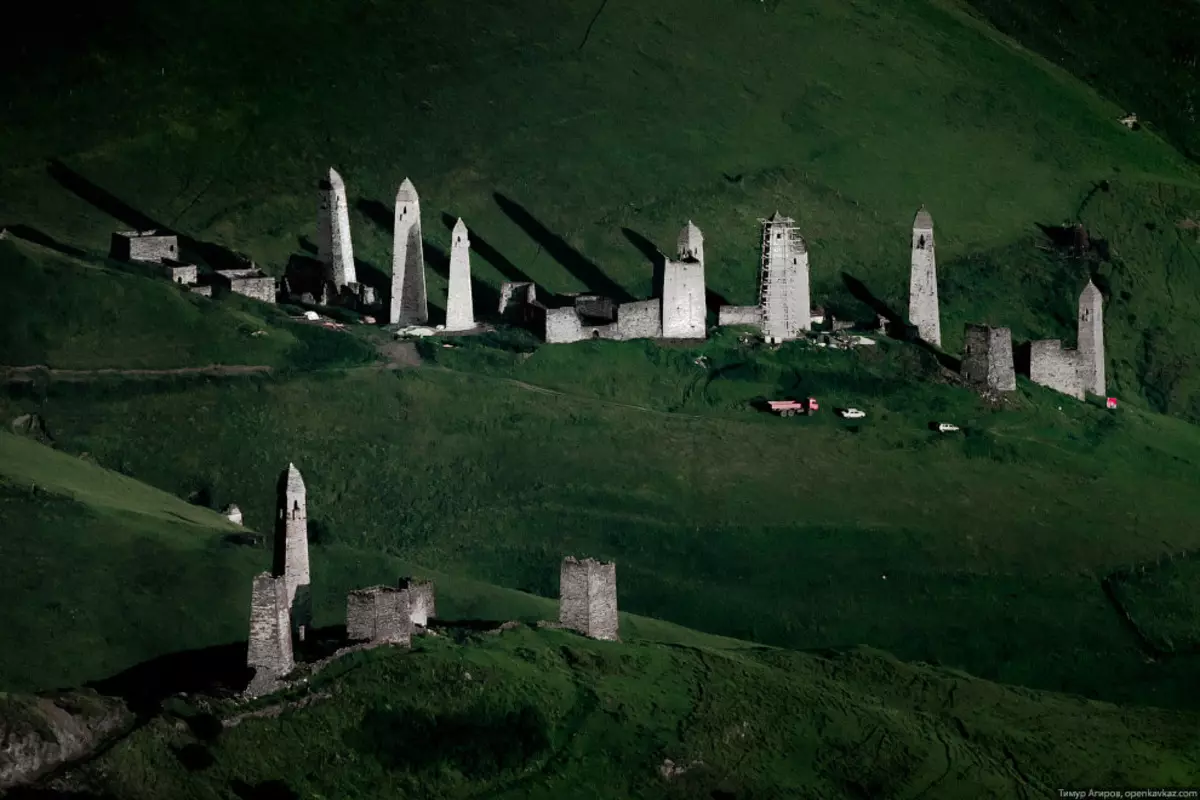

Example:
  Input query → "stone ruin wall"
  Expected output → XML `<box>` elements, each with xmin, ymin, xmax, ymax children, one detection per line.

<box><xmin>1030</xmin><ymin>339</ymin><xmax>1084</xmax><ymax>400</ymax></box>
<box><xmin>545</xmin><ymin>306</ymin><xmax>584</xmax><ymax>343</ymax></box>
<box><xmin>224</xmin><ymin>275</ymin><xmax>278</xmax><ymax>304</ymax></box>
<box><xmin>559</xmin><ymin>556</ymin><xmax>619</xmax><ymax>641</ymax></box>
<box><xmin>345</xmin><ymin>586</ymin><xmax>413</xmax><ymax>645</ymax></box>
<box><xmin>161</xmin><ymin>260</ymin><xmax>198</xmax><ymax>285</ymax></box>
<box><xmin>112</xmin><ymin>231</ymin><xmax>179</xmax><ymax>264</ymax></box>
<box><xmin>961</xmin><ymin>324</ymin><xmax>1016</xmax><ymax>392</ymax></box>
<box><xmin>617</xmin><ymin>299</ymin><xmax>661</xmax><ymax>340</ymax></box>
<box><xmin>247</xmin><ymin>573</ymin><xmax>294</xmax><ymax>697</ymax></box>
<box><xmin>718</xmin><ymin>305</ymin><xmax>762</xmax><ymax>327</ymax></box>
<box><xmin>661</xmin><ymin>259</ymin><xmax>706</xmax><ymax>339</ymax></box>
<box><xmin>498</xmin><ymin>282</ymin><xmax>538</xmax><ymax>316</ymax></box>
<box><xmin>400</xmin><ymin>578</ymin><xmax>436</xmax><ymax>627</ymax></box>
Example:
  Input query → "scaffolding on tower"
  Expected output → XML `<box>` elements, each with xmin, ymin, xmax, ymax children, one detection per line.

<box><xmin>758</xmin><ymin>213</ymin><xmax>803</xmax><ymax>340</ymax></box>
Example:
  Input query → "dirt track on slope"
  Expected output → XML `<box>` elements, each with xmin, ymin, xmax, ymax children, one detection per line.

<box><xmin>0</xmin><ymin>364</ymin><xmax>274</xmax><ymax>383</ymax></box>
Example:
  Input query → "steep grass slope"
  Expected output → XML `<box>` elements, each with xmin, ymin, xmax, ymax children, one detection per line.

<box><xmin>5</xmin><ymin>328</ymin><xmax>1200</xmax><ymax>708</ymax></box>
<box><xmin>61</xmin><ymin>628</ymin><xmax>1200</xmax><ymax>798</ymax></box>
<box><xmin>1</xmin><ymin>0</ymin><xmax>1199</xmax><ymax>411</ymax></box>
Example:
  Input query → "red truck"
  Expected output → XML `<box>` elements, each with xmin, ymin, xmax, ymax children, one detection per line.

<box><xmin>767</xmin><ymin>398</ymin><xmax>819</xmax><ymax>417</ymax></box>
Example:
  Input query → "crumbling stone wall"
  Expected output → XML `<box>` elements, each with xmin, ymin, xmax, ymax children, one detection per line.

<box><xmin>111</xmin><ymin>231</ymin><xmax>179</xmax><ymax>264</ymax></box>
<box><xmin>400</xmin><ymin>578</ymin><xmax>436</xmax><ymax>627</ymax></box>
<box><xmin>908</xmin><ymin>207</ymin><xmax>941</xmax><ymax>347</ymax></box>
<box><xmin>216</xmin><ymin>269</ymin><xmax>277</xmax><ymax>304</ymax></box>
<box><xmin>345</xmin><ymin>586</ymin><xmax>412</xmax><ymax>645</ymax></box>
<box><xmin>1077</xmin><ymin>279</ymin><xmax>1105</xmax><ymax>396</ymax></box>
<box><xmin>445</xmin><ymin>218</ymin><xmax>476</xmax><ymax>331</ymax></box>
<box><xmin>390</xmin><ymin>178</ymin><xmax>429</xmax><ymax>325</ymax></box>
<box><xmin>318</xmin><ymin>168</ymin><xmax>357</xmax><ymax>288</ymax></box>
<box><xmin>617</xmin><ymin>299</ymin><xmax>661</xmax><ymax>340</ymax></box>
<box><xmin>498</xmin><ymin>281</ymin><xmax>537</xmax><ymax>316</ymax></box>
<box><xmin>1030</xmin><ymin>340</ymin><xmax>1083</xmax><ymax>399</ymax></box>
<box><xmin>662</xmin><ymin>258</ymin><xmax>706</xmax><ymax>339</ymax></box>
<box><xmin>273</xmin><ymin>463</ymin><xmax>311</xmax><ymax>637</ymax></box>
<box><xmin>961</xmin><ymin>324</ymin><xmax>1016</xmax><ymax>392</ymax></box>
<box><xmin>559</xmin><ymin>556</ymin><xmax>619</xmax><ymax>641</ymax></box>
<box><xmin>718</xmin><ymin>305</ymin><xmax>762</xmax><ymax>327</ymax></box>
<box><xmin>247</xmin><ymin>573</ymin><xmax>294</xmax><ymax>697</ymax></box>
<box><xmin>161</xmin><ymin>260</ymin><xmax>197</xmax><ymax>285</ymax></box>
<box><xmin>575</xmin><ymin>294</ymin><xmax>616</xmax><ymax>322</ymax></box>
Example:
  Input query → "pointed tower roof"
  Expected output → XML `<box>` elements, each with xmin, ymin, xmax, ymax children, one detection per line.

<box><xmin>1080</xmin><ymin>278</ymin><xmax>1102</xmax><ymax>301</ymax></box>
<box><xmin>914</xmin><ymin>205</ymin><xmax>934</xmax><ymax>231</ymax></box>
<box><xmin>327</xmin><ymin>167</ymin><xmax>345</xmax><ymax>191</ymax></box>
<box><xmin>452</xmin><ymin>217</ymin><xmax>469</xmax><ymax>242</ymax></box>
<box><xmin>279</xmin><ymin>462</ymin><xmax>305</xmax><ymax>494</ymax></box>
<box><xmin>396</xmin><ymin>177</ymin><xmax>418</xmax><ymax>202</ymax></box>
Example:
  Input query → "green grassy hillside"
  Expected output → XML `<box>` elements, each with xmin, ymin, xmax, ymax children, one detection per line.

<box><xmin>59</xmin><ymin>629</ymin><xmax>1200</xmax><ymax>798</ymax></box>
<box><xmin>5</xmin><ymin>330</ymin><xmax>1200</xmax><ymax>709</ymax></box>
<box><xmin>2</xmin><ymin>0</ymin><xmax>1199</xmax><ymax>413</ymax></box>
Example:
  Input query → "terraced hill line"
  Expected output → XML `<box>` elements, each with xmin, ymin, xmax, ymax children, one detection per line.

<box><xmin>0</xmin><ymin>364</ymin><xmax>274</xmax><ymax>382</ymax></box>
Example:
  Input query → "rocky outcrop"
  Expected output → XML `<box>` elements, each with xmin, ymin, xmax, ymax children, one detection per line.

<box><xmin>0</xmin><ymin>690</ymin><xmax>133</xmax><ymax>790</ymax></box>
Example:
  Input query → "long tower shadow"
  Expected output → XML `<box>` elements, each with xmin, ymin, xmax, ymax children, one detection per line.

<box><xmin>45</xmin><ymin>160</ymin><xmax>250</xmax><ymax>273</ymax></box>
<box><xmin>422</xmin><ymin>240</ymin><xmax>499</xmax><ymax>321</ymax></box>
<box><xmin>841</xmin><ymin>271</ymin><xmax>961</xmax><ymax>371</ymax></box>
<box><xmin>437</xmin><ymin>212</ymin><xmax>535</xmax><ymax>285</ymax></box>
<box><xmin>0</xmin><ymin>224</ymin><xmax>89</xmax><ymax>258</ymax></box>
<box><xmin>494</xmin><ymin>192</ymin><xmax>632</xmax><ymax>303</ymax></box>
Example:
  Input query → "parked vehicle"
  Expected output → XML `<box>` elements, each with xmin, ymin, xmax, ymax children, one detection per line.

<box><xmin>766</xmin><ymin>398</ymin><xmax>819</xmax><ymax>417</ymax></box>
<box><xmin>839</xmin><ymin>408</ymin><xmax>866</xmax><ymax>419</ymax></box>
<box><xmin>937</xmin><ymin>423</ymin><xmax>960</xmax><ymax>433</ymax></box>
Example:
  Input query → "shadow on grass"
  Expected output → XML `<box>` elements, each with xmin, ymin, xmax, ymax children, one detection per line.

<box><xmin>621</xmin><ymin>227</ymin><xmax>663</xmax><ymax>298</ymax></box>
<box><xmin>841</xmin><ymin>272</ymin><xmax>960</xmax><ymax>372</ymax></box>
<box><xmin>86</xmin><ymin>641</ymin><xmax>250</xmax><ymax>717</ymax></box>
<box><xmin>495</xmin><ymin>192</ymin><xmax>632</xmax><ymax>303</ymax></box>
<box><xmin>438</xmin><ymin>212</ymin><xmax>535</xmax><ymax>285</ymax></box>
<box><xmin>1</xmin><ymin>224</ymin><xmax>89</xmax><ymax>258</ymax></box>
<box><xmin>46</xmin><ymin>159</ymin><xmax>247</xmax><ymax>273</ymax></box>
<box><xmin>422</xmin><ymin>239</ymin><xmax>499</xmax><ymax>320</ymax></box>
<box><xmin>230</xmin><ymin>779</ymin><xmax>300</xmax><ymax>800</ymax></box>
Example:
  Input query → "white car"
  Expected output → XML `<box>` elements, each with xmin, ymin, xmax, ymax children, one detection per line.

<box><xmin>937</xmin><ymin>423</ymin><xmax>960</xmax><ymax>433</ymax></box>
<box><xmin>840</xmin><ymin>408</ymin><xmax>866</xmax><ymax>419</ymax></box>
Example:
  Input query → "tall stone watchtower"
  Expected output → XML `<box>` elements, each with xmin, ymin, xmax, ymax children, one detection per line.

<box><xmin>318</xmin><ymin>167</ymin><xmax>357</xmax><ymax>289</ymax></box>
<box><xmin>389</xmin><ymin>178</ymin><xmax>429</xmax><ymax>325</ymax></box>
<box><xmin>662</xmin><ymin>220</ymin><xmax>707</xmax><ymax>339</ymax></box>
<box><xmin>908</xmin><ymin>206</ymin><xmax>941</xmax><ymax>347</ymax></box>
<box><xmin>758</xmin><ymin>212</ymin><xmax>811</xmax><ymax>343</ymax></box>
<box><xmin>273</xmin><ymin>463</ymin><xmax>312</xmax><ymax>640</ymax></box>
<box><xmin>246</xmin><ymin>572</ymin><xmax>294</xmax><ymax>697</ymax></box>
<box><xmin>960</xmin><ymin>324</ymin><xmax>1016</xmax><ymax>393</ymax></box>
<box><xmin>559</xmin><ymin>556</ymin><xmax>619</xmax><ymax>641</ymax></box>
<box><xmin>444</xmin><ymin>218</ymin><xmax>476</xmax><ymax>332</ymax></box>
<box><xmin>1077</xmin><ymin>278</ymin><xmax>1105</xmax><ymax>396</ymax></box>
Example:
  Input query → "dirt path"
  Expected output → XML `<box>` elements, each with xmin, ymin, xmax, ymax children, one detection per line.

<box><xmin>1</xmin><ymin>364</ymin><xmax>273</xmax><ymax>383</ymax></box>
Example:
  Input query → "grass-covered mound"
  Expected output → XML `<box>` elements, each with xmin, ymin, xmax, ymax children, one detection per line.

<box><xmin>0</xmin><ymin>236</ymin><xmax>375</xmax><ymax>371</ymax></box>
<box><xmin>61</xmin><ymin>627</ymin><xmax>1200</xmax><ymax>798</ymax></box>
<box><xmin>5</xmin><ymin>331</ymin><xmax>1200</xmax><ymax>708</ymax></box>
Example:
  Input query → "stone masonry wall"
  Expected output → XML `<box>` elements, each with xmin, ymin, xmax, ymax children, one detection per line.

<box><xmin>559</xmin><ymin>557</ymin><xmax>619</xmax><ymax>641</ymax></box>
<box><xmin>318</xmin><ymin>168</ymin><xmax>357</xmax><ymax>288</ymax></box>
<box><xmin>961</xmin><ymin>324</ymin><xmax>1016</xmax><ymax>392</ymax></box>
<box><xmin>161</xmin><ymin>261</ymin><xmax>198</xmax><ymax>285</ymax></box>
<box><xmin>246</xmin><ymin>573</ymin><xmax>294</xmax><ymax>697</ymax></box>
<box><xmin>221</xmin><ymin>275</ymin><xmax>277</xmax><ymax>304</ymax></box>
<box><xmin>617</xmin><ymin>299</ymin><xmax>661</xmax><ymax>340</ymax></box>
<box><xmin>1077</xmin><ymin>280</ymin><xmax>1105</xmax><ymax>396</ymax></box>
<box><xmin>662</xmin><ymin>258</ymin><xmax>706</xmax><ymax>339</ymax></box>
<box><xmin>546</xmin><ymin>306</ymin><xmax>584</xmax><ymax>343</ymax></box>
<box><xmin>909</xmin><ymin>209</ymin><xmax>941</xmax><ymax>347</ymax></box>
<box><xmin>390</xmin><ymin>178</ymin><xmax>428</xmax><ymax>325</ymax></box>
<box><xmin>445</xmin><ymin>219</ymin><xmax>475</xmax><ymax>331</ymax></box>
<box><xmin>719</xmin><ymin>305</ymin><xmax>762</xmax><ymax>327</ymax></box>
<box><xmin>273</xmin><ymin>464</ymin><xmax>311</xmax><ymax>636</ymax></box>
<box><xmin>1030</xmin><ymin>339</ymin><xmax>1083</xmax><ymax>400</ymax></box>
<box><xmin>345</xmin><ymin>587</ymin><xmax>412</xmax><ymax>645</ymax></box>
<box><xmin>112</xmin><ymin>231</ymin><xmax>179</xmax><ymax>264</ymax></box>
<box><xmin>399</xmin><ymin>578</ymin><xmax>436</xmax><ymax>627</ymax></box>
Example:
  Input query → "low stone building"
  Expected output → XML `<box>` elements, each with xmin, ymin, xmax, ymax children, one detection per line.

<box><xmin>111</xmin><ymin>230</ymin><xmax>179</xmax><ymax>263</ymax></box>
<box><xmin>346</xmin><ymin>586</ymin><xmax>413</xmax><ymax>645</ymax></box>
<box><xmin>215</xmin><ymin>268</ymin><xmax>278</xmax><ymax>304</ymax></box>
<box><xmin>1030</xmin><ymin>339</ymin><xmax>1083</xmax><ymax>400</ymax></box>
<box><xmin>559</xmin><ymin>556</ymin><xmax>619</xmax><ymax>641</ymax></box>
<box><xmin>161</xmin><ymin>259</ymin><xmax>198</xmax><ymax>285</ymax></box>
<box><xmin>246</xmin><ymin>573</ymin><xmax>294</xmax><ymax>697</ymax></box>
<box><xmin>960</xmin><ymin>324</ymin><xmax>1016</xmax><ymax>393</ymax></box>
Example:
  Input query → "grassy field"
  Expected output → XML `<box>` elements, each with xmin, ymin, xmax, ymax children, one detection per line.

<box><xmin>5</xmin><ymin>328</ymin><xmax>1200</xmax><ymax>710</ymax></box>
<box><xmin>56</xmin><ymin>628</ymin><xmax>1200</xmax><ymax>798</ymax></box>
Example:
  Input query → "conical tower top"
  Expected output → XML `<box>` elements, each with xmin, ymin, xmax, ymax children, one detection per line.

<box><xmin>914</xmin><ymin>205</ymin><xmax>933</xmax><ymax>231</ymax></box>
<box><xmin>1080</xmin><ymin>277</ymin><xmax>1102</xmax><ymax>301</ymax></box>
<box><xmin>396</xmin><ymin>177</ymin><xmax>418</xmax><ymax>202</ymax></box>
<box><xmin>452</xmin><ymin>217</ymin><xmax>469</xmax><ymax>242</ymax></box>
<box><xmin>327</xmin><ymin>167</ymin><xmax>345</xmax><ymax>190</ymax></box>
<box><xmin>280</xmin><ymin>462</ymin><xmax>305</xmax><ymax>494</ymax></box>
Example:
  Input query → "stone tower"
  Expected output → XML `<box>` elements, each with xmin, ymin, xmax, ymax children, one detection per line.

<box><xmin>677</xmin><ymin>220</ymin><xmax>704</xmax><ymax>265</ymax></box>
<box><xmin>318</xmin><ymin>168</ymin><xmax>357</xmax><ymax>288</ymax></box>
<box><xmin>444</xmin><ymin>218</ymin><xmax>475</xmax><ymax>331</ymax></box>
<box><xmin>662</xmin><ymin>221</ymin><xmax>707</xmax><ymax>339</ymax></box>
<box><xmin>246</xmin><ymin>572</ymin><xmax>294</xmax><ymax>697</ymax></box>
<box><xmin>273</xmin><ymin>463</ymin><xmax>311</xmax><ymax>639</ymax></box>
<box><xmin>559</xmin><ymin>556</ymin><xmax>619</xmax><ymax>641</ymax></box>
<box><xmin>758</xmin><ymin>212</ymin><xmax>811</xmax><ymax>343</ymax></box>
<box><xmin>389</xmin><ymin>178</ymin><xmax>428</xmax><ymax>325</ymax></box>
<box><xmin>908</xmin><ymin>206</ymin><xmax>941</xmax><ymax>347</ymax></box>
<box><xmin>1077</xmin><ymin>279</ymin><xmax>1105</xmax><ymax>396</ymax></box>
<box><xmin>960</xmin><ymin>324</ymin><xmax>1016</xmax><ymax>393</ymax></box>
